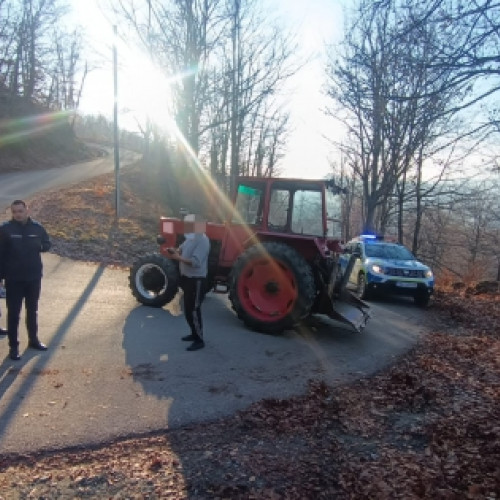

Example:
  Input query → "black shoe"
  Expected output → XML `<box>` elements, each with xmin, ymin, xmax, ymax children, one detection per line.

<box><xmin>181</xmin><ymin>334</ymin><xmax>197</xmax><ymax>342</ymax></box>
<box><xmin>186</xmin><ymin>340</ymin><xmax>205</xmax><ymax>351</ymax></box>
<box><xmin>28</xmin><ymin>341</ymin><xmax>47</xmax><ymax>351</ymax></box>
<box><xmin>9</xmin><ymin>348</ymin><xmax>20</xmax><ymax>361</ymax></box>
<box><xmin>0</xmin><ymin>328</ymin><xmax>7</xmax><ymax>335</ymax></box>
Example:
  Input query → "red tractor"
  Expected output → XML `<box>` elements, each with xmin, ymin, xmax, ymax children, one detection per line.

<box><xmin>129</xmin><ymin>176</ymin><xmax>369</xmax><ymax>333</ymax></box>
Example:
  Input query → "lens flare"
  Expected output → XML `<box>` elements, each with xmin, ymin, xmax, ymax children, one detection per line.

<box><xmin>0</xmin><ymin>110</ymin><xmax>74</xmax><ymax>147</ymax></box>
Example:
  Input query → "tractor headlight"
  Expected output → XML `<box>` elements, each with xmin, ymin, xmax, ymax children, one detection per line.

<box><xmin>371</xmin><ymin>264</ymin><xmax>385</xmax><ymax>274</ymax></box>
<box><xmin>425</xmin><ymin>269</ymin><xmax>433</xmax><ymax>279</ymax></box>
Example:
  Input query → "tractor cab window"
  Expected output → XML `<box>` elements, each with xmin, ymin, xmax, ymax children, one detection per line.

<box><xmin>233</xmin><ymin>184</ymin><xmax>263</xmax><ymax>225</ymax></box>
<box><xmin>291</xmin><ymin>190</ymin><xmax>323</xmax><ymax>236</ymax></box>
<box><xmin>268</xmin><ymin>189</ymin><xmax>290</xmax><ymax>231</ymax></box>
<box><xmin>326</xmin><ymin>190</ymin><xmax>343</xmax><ymax>239</ymax></box>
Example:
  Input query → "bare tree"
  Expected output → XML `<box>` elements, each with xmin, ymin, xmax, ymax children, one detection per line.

<box><xmin>0</xmin><ymin>0</ymin><xmax>88</xmax><ymax>113</ymax></box>
<box><xmin>112</xmin><ymin>0</ymin><xmax>298</xmax><ymax>197</ymax></box>
<box><xmin>326</xmin><ymin>1</ymin><xmax>404</xmax><ymax>232</ymax></box>
<box><xmin>46</xmin><ymin>28</ymin><xmax>85</xmax><ymax>111</ymax></box>
<box><xmin>224</xmin><ymin>0</ymin><xmax>298</xmax><ymax>194</ymax></box>
<box><xmin>402</xmin><ymin>0</ymin><xmax>500</xmax><ymax>119</ymax></box>
<box><xmin>325</xmin><ymin>0</ymin><xmax>490</xmax><ymax>243</ymax></box>
<box><xmin>113</xmin><ymin>0</ymin><xmax>224</xmax><ymax>154</ymax></box>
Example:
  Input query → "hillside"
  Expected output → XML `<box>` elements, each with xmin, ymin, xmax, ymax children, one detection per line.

<box><xmin>0</xmin><ymin>92</ymin><xmax>103</xmax><ymax>173</ymax></box>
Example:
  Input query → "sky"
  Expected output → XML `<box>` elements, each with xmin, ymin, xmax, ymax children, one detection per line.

<box><xmin>69</xmin><ymin>0</ymin><xmax>345</xmax><ymax>179</ymax></box>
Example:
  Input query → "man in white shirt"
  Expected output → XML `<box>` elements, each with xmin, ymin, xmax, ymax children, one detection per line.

<box><xmin>167</xmin><ymin>214</ymin><xmax>210</xmax><ymax>351</ymax></box>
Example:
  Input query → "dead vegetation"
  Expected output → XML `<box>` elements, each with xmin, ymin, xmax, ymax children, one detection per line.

<box><xmin>27</xmin><ymin>164</ymin><xmax>168</xmax><ymax>267</ymax></box>
<box><xmin>0</xmin><ymin>288</ymin><xmax>497</xmax><ymax>499</ymax></box>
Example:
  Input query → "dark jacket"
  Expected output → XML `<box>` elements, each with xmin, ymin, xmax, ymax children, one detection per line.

<box><xmin>0</xmin><ymin>218</ymin><xmax>51</xmax><ymax>281</ymax></box>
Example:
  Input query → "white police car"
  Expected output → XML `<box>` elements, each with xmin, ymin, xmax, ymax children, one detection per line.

<box><xmin>339</xmin><ymin>235</ymin><xmax>434</xmax><ymax>306</ymax></box>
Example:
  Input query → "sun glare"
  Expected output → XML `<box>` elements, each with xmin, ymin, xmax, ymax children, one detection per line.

<box><xmin>116</xmin><ymin>44</ymin><xmax>197</xmax><ymax>139</ymax></box>
<box><xmin>0</xmin><ymin>110</ymin><xmax>73</xmax><ymax>147</ymax></box>
<box><xmin>119</xmin><ymin>49</ymin><xmax>172</xmax><ymax>130</ymax></box>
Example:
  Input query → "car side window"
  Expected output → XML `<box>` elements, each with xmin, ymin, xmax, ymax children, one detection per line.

<box><xmin>354</xmin><ymin>243</ymin><xmax>362</xmax><ymax>257</ymax></box>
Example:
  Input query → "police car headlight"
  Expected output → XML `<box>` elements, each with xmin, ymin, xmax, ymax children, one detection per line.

<box><xmin>371</xmin><ymin>264</ymin><xmax>385</xmax><ymax>274</ymax></box>
<box><xmin>425</xmin><ymin>269</ymin><xmax>433</xmax><ymax>279</ymax></box>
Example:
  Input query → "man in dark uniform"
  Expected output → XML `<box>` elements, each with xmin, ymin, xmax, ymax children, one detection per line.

<box><xmin>0</xmin><ymin>200</ymin><xmax>51</xmax><ymax>360</ymax></box>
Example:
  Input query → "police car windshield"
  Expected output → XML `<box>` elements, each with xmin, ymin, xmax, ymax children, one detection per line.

<box><xmin>364</xmin><ymin>243</ymin><xmax>415</xmax><ymax>260</ymax></box>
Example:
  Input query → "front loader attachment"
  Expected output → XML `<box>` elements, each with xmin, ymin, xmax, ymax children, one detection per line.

<box><xmin>327</xmin><ymin>290</ymin><xmax>370</xmax><ymax>332</ymax></box>
<box><xmin>317</xmin><ymin>252</ymin><xmax>370</xmax><ymax>332</ymax></box>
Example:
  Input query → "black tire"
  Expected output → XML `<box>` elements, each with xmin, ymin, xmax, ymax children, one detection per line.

<box><xmin>129</xmin><ymin>253</ymin><xmax>180</xmax><ymax>307</ymax></box>
<box><xmin>356</xmin><ymin>272</ymin><xmax>371</xmax><ymax>300</ymax></box>
<box><xmin>229</xmin><ymin>242</ymin><xmax>316</xmax><ymax>334</ymax></box>
<box><xmin>414</xmin><ymin>292</ymin><xmax>430</xmax><ymax>307</ymax></box>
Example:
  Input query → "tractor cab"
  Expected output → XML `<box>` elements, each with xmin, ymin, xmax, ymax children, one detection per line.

<box><xmin>232</xmin><ymin>177</ymin><xmax>343</xmax><ymax>240</ymax></box>
<box><xmin>217</xmin><ymin>177</ymin><xmax>345</xmax><ymax>268</ymax></box>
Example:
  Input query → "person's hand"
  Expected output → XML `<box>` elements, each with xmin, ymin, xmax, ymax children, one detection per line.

<box><xmin>167</xmin><ymin>248</ymin><xmax>180</xmax><ymax>261</ymax></box>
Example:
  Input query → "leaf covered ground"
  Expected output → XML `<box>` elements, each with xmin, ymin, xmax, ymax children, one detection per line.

<box><xmin>0</xmin><ymin>169</ymin><xmax>498</xmax><ymax>499</ymax></box>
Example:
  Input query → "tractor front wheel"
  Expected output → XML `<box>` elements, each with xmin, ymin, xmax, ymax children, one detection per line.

<box><xmin>229</xmin><ymin>242</ymin><xmax>315</xmax><ymax>334</ymax></box>
<box><xmin>129</xmin><ymin>253</ymin><xmax>180</xmax><ymax>307</ymax></box>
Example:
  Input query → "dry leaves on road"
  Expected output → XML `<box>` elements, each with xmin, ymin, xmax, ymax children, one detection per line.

<box><xmin>0</xmin><ymin>291</ymin><xmax>497</xmax><ymax>499</ymax></box>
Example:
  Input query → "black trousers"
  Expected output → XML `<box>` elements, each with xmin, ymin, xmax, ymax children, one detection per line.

<box><xmin>179</xmin><ymin>276</ymin><xmax>206</xmax><ymax>341</ymax></box>
<box><xmin>5</xmin><ymin>279</ymin><xmax>41</xmax><ymax>348</ymax></box>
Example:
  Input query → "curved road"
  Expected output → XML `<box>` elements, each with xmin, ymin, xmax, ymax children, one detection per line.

<box><xmin>0</xmin><ymin>147</ymin><xmax>139</xmax><ymax>214</ymax></box>
<box><xmin>0</xmin><ymin>157</ymin><xmax>431</xmax><ymax>455</ymax></box>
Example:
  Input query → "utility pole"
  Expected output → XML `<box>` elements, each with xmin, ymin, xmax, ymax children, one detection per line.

<box><xmin>229</xmin><ymin>0</ymin><xmax>240</xmax><ymax>199</ymax></box>
<box><xmin>113</xmin><ymin>25</ymin><xmax>121</xmax><ymax>220</ymax></box>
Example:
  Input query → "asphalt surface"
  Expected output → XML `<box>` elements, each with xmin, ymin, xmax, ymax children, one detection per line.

<box><xmin>0</xmin><ymin>252</ymin><xmax>430</xmax><ymax>455</ymax></box>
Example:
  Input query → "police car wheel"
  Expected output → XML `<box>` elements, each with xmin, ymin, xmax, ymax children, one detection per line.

<box><xmin>414</xmin><ymin>292</ymin><xmax>430</xmax><ymax>307</ymax></box>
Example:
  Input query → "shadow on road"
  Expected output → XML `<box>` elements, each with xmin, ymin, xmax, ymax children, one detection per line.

<box><xmin>0</xmin><ymin>264</ymin><xmax>106</xmax><ymax>443</ymax></box>
<box><xmin>121</xmin><ymin>302</ymin><xmax>185</xmax><ymax>400</ymax></box>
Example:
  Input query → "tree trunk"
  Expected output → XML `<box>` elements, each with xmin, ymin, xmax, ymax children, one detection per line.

<box><xmin>412</xmin><ymin>153</ymin><xmax>424</xmax><ymax>255</ymax></box>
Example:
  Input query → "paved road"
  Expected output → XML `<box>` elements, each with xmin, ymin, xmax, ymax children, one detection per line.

<box><xmin>0</xmin><ymin>253</ymin><xmax>430</xmax><ymax>455</ymax></box>
<box><xmin>0</xmin><ymin>148</ymin><xmax>139</xmax><ymax>213</ymax></box>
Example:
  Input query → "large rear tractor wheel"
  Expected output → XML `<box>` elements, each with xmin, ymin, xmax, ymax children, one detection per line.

<box><xmin>229</xmin><ymin>242</ymin><xmax>315</xmax><ymax>334</ymax></box>
<box><xmin>129</xmin><ymin>253</ymin><xmax>180</xmax><ymax>307</ymax></box>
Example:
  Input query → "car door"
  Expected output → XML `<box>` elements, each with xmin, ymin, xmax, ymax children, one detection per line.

<box><xmin>350</xmin><ymin>243</ymin><xmax>364</xmax><ymax>284</ymax></box>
